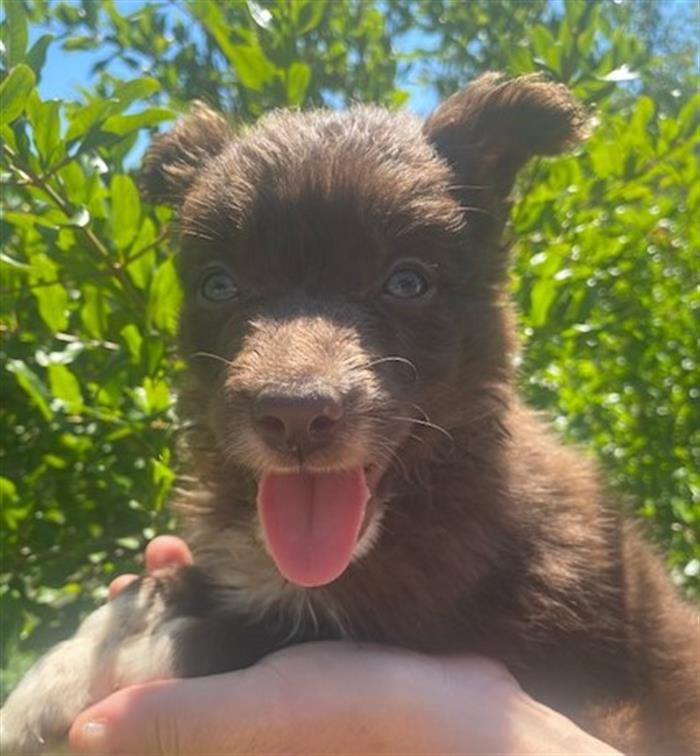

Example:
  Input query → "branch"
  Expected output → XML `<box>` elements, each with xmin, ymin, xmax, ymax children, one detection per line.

<box><xmin>2</xmin><ymin>143</ymin><xmax>146</xmax><ymax>312</ymax></box>
<box><xmin>0</xmin><ymin>227</ymin><xmax>172</xmax><ymax>297</ymax></box>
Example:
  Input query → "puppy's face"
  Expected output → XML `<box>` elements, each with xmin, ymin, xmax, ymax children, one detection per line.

<box><xmin>142</xmin><ymin>74</ymin><xmax>586</xmax><ymax>588</ymax></box>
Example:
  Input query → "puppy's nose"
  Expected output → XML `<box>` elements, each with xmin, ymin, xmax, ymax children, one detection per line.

<box><xmin>253</xmin><ymin>389</ymin><xmax>344</xmax><ymax>455</ymax></box>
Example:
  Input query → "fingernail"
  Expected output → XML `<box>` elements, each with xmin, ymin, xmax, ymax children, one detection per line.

<box><xmin>77</xmin><ymin>719</ymin><xmax>108</xmax><ymax>752</ymax></box>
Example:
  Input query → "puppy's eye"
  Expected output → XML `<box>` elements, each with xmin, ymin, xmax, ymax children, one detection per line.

<box><xmin>200</xmin><ymin>270</ymin><xmax>238</xmax><ymax>303</ymax></box>
<box><xmin>383</xmin><ymin>268</ymin><xmax>430</xmax><ymax>300</ymax></box>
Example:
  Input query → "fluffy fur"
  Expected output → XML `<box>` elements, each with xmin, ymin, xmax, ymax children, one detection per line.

<box><xmin>2</xmin><ymin>73</ymin><xmax>698</xmax><ymax>755</ymax></box>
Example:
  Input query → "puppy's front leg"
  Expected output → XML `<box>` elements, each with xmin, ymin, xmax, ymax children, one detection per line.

<box><xmin>0</xmin><ymin>566</ymin><xmax>211</xmax><ymax>755</ymax></box>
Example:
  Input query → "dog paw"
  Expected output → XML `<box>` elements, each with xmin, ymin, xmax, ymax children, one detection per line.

<box><xmin>0</xmin><ymin>632</ymin><xmax>101</xmax><ymax>754</ymax></box>
<box><xmin>0</xmin><ymin>572</ymin><xmax>197</xmax><ymax>754</ymax></box>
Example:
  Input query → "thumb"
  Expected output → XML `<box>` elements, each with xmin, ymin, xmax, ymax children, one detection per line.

<box><xmin>68</xmin><ymin>672</ymin><xmax>279</xmax><ymax>755</ymax></box>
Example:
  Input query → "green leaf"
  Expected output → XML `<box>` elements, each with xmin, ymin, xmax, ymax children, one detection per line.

<box><xmin>29</xmin><ymin>253</ymin><xmax>69</xmax><ymax>332</ymax></box>
<box><xmin>62</xmin><ymin>35</ymin><xmax>99</xmax><ymax>51</ymax></box>
<box><xmin>135</xmin><ymin>376</ymin><xmax>172</xmax><ymax>414</ymax></box>
<box><xmin>25</xmin><ymin>34</ymin><xmax>54</xmax><ymax>77</ymax></box>
<box><xmin>29</xmin><ymin>99</ymin><xmax>63</xmax><ymax>166</ymax></box>
<box><xmin>5</xmin><ymin>0</ymin><xmax>28</xmax><ymax>66</ymax></box>
<box><xmin>120</xmin><ymin>323</ymin><xmax>143</xmax><ymax>363</ymax></box>
<box><xmin>111</xmin><ymin>174</ymin><xmax>141</xmax><ymax>250</ymax></box>
<box><xmin>65</xmin><ymin>99</ymin><xmax>119</xmax><ymax>141</ymax></box>
<box><xmin>678</xmin><ymin>93</ymin><xmax>700</xmax><ymax>138</ymax></box>
<box><xmin>0</xmin><ymin>251</ymin><xmax>30</xmax><ymax>271</ymax></box>
<box><xmin>6</xmin><ymin>359</ymin><xmax>53</xmax><ymax>421</ymax></box>
<box><xmin>286</xmin><ymin>62</ymin><xmax>311</xmax><ymax>106</ymax></box>
<box><xmin>630</xmin><ymin>96</ymin><xmax>654</xmax><ymax>144</ymax></box>
<box><xmin>101</xmin><ymin>107</ymin><xmax>174</xmax><ymax>135</ymax></box>
<box><xmin>0</xmin><ymin>65</ymin><xmax>36</xmax><ymax>126</ymax></box>
<box><xmin>48</xmin><ymin>364</ymin><xmax>84</xmax><ymax>413</ymax></box>
<box><xmin>295</xmin><ymin>0</ymin><xmax>325</xmax><ymax>34</ymax></box>
<box><xmin>531</xmin><ymin>26</ymin><xmax>560</xmax><ymax>73</ymax></box>
<box><xmin>112</xmin><ymin>77</ymin><xmax>161</xmax><ymax>106</ymax></box>
<box><xmin>227</xmin><ymin>44</ymin><xmax>279</xmax><ymax>91</ymax></box>
<box><xmin>81</xmin><ymin>285</ymin><xmax>108</xmax><ymax>339</ymax></box>
<box><xmin>151</xmin><ymin>457</ymin><xmax>175</xmax><ymax>510</ymax></box>
<box><xmin>530</xmin><ymin>278</ymin><xmax>557</xmax><ymax>328</ymax></box>
<box><xmin>0</xmin><ymin>477</ymin><xmax>19</xmax><ymax>506</ymax></box>
<box><xmin>148</xmin><ymin>257</ymin><xmax>181</xmax><ymax>334</ymax></box>
<box><xmin>125</xmin><ymin>217</ymin><xmax>157</xmax><ymax>289</ymax></box>
<box><xmin>0</xmin><ymin>122</ymin><xmax>18</xmax><ymax>151</ymax></box>
<box><xmin>189</xmin><ymin>2</ymin><xmax>278</xmax><ymax>91</ymax></box>
<box><xmin>57</xmin><ymin>162</ymin><xmax>87</xmax><ymax>203</ymax></box>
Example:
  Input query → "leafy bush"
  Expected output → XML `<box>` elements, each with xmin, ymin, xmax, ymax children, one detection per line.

<box><xmin>1</xmin><ymin>0</ymin><xmax>697</xmax><ymax>694</ymax></box>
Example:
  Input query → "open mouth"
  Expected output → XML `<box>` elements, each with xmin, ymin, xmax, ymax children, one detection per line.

<box><xmin>256</xmin><ymin>462</ymin><xmax>386</xmax><ymax>588</ymax></box>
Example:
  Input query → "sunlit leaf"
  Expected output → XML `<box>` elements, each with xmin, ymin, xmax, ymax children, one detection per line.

<box><xmin>148</xmin><ymin>257</ymin><xmax>181</xmax><ymax>334</ymax></box>
<box><xmin>0</xmin><ymin>65</ymin><xmax>36</xmax><ymax>126</ymax></box>
<box><xmin>25</xmin><ymin>34</ymin><xmax>54</xmax><ymax>77</ymax></box>
<box><xmin>81</xmin><ymin>285</ymin><xmax>108</xmax><ymax>339</ymax></box>
<box><xmin>28</xmin><ymin>253</ymin><xmax>69</xmax><ymax>332</ymax></box>
<box><xmin>48</xmin><ymin>364</ymin><xmax>84</xmax><ymax>413</ymax></box>
<box><xmin>101</xmin><ymin>107</ymin><xmax>174</xmax><ymax>135</ymax></box>
<box><xmin>6</xmin><ymin>359</ymin><xmax>53</xmax><ymax>420</ymax></box>
<box><xmin>5</xmin><ymin>0</ymin><xmax>28</xmax><ymax>66</ymax></box>
<box><xmin>601</xmin><ymin>64</ymin><xmax>639</xmax><ymax>82</ymax></box>
<box><xmin>30</xmin><ymin>99</ymin><xmax>63</xmax><ymax>166</ymax></box>
<box><xmin>112</xmin><ymin>78</ymin><xmax>161</xmax><ymax>106</ymax></box>
<box><xmin>65</xmin><ymin>99</ymin><xmax>118</xmax><ymax>141</ymax></box>
<box><xmin>111</xmin><ymin>174</ymin><xmax>141</xmax><ymax>250</ymax></box>
<box><xmin>286</xmin><ymin>62</ymin><xmax>310</xmax><ymax>106</ymax></box>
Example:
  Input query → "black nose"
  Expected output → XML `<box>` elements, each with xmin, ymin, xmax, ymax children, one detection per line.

<box><xmin>253</xmin><ymin>388</ymin><xmax>344</xmax><ymax>455</ymax></box>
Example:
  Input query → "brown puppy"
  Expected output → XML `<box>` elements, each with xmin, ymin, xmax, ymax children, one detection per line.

<box><xmin>1</xmin><ymin>73</ymin><xmax>698</xmax><ymax>755</ymax></box>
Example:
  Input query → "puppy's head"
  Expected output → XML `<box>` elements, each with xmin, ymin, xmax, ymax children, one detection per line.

<box><xmin>142</xmin><ymin>74</ymin><xmax>587</xmax><ymax>589</ymax></box>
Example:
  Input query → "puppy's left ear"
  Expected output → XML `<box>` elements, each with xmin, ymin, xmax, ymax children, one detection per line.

<box><xmin>424</xmin><ymin>73</ymin><xmax>589</xmax><ymax>198</ymax></box>
<box><xmin>140</xmin><ymin>103</ymin><xmax>233</xmax><ymax>206</ymax></box>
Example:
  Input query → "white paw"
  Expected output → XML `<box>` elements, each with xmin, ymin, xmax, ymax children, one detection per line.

<box><xmin>0</xmin><ymin>632</ymin><xmax>102</xmax><ymax>754</ymax></box>
<box><xmin>0</xmin><ymin>577</ymin><xmax>194</xmax><ymax>754</ymax></box>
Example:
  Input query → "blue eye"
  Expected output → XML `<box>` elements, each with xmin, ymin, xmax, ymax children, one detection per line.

<box><xmin>200</xmin><ymin>270</ymin><xmax>238</xmax><ymax>302</ymax></box>
<box><xmin>383</xmin><ymin>268</ymin><xmax>430</xmax><ymax>300</ymax></box>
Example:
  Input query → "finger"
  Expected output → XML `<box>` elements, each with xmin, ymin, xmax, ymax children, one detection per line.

<box><xmin>108</xmin><ymin>574</ymin><xmax>138</xmax><ymax>601</ymax></box>
<box><xmin>68</xmin><ymin>672</ymin><xmax>281</xmax><ymax>755</ymax></box>
<box><xmin>145</xmin><ymin>535</ymin><xmax>193</xmax><ymax>572</ymax></box>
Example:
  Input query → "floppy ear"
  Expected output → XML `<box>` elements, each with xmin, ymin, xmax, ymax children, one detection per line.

<box><xmin>423</xmin><ymin>73</ymin><xmax>589</xmax><ymax>199</ymax></box>
<box><xmin>140</xmin><ymin>103</ymin><xmax>233</xmax><ymax>206</ymax></box>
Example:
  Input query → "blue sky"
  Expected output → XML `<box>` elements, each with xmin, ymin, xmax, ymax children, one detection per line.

<box><xmin>29</xmin><ymin>0</ymin><xmax>442</xmax><ymax>115</ymax></box>
<box><xmin>27</xmin><ymin>0</ymin><xmax>699</xmax><ymax>117</ymax></box>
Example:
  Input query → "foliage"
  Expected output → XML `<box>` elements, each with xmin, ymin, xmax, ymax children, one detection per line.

<box><xmin>1</xmin><ymin>0</ymin><xmax>698</xmax><ymax>694</ymax></box>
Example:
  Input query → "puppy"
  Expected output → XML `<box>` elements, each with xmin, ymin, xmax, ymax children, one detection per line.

<box><xmin>1</xmin><ymin>73</ymin><xmax>698</xmax><ymax>755</ymax></box>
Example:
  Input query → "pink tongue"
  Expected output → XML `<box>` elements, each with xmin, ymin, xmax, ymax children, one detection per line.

<box><xmin>257</xmin><ymin>468</ymin><xmax>369</xmax><ymax>587</ymax></box>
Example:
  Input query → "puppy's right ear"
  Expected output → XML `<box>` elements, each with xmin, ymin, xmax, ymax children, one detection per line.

<box><xmin>140</xmin><ymin>104</ymin><xmax>233</xmax><ymax>206</ymax></box>
<box><xmin>424</xmin><ymin>73</ymin><xmax>588</xmax><ymax>199</ymax></box>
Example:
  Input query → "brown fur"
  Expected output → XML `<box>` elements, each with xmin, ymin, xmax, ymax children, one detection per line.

<box><xmin>139</xmin><ymin>73</ymin><xmax>700</xmax><ymax>755</ymax></box>
<box><xmin>4</xmin><ymin>74</ymin><xmax>697</xmax><ymax>756</ymax></box>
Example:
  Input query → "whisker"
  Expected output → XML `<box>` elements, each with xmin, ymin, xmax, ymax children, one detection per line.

<box><xmin>407</xmin><ymin>432</ymin><xmax>433</xmax><ymax>454</ymax></box>
<box><xmin>364</xmin><ymin>356</ymin><xmax>418</xmax><ymax>381</ymax></box>
<box><xmin>404</xmin><ymin>402</ymin><xmax>429</xmax><ymax>422</ymax></box>
<box><xmin>458</xmin><ymin>205</ymin><xmax>494</xmax><ymax>218</ymax></box>
<box><xmin>449</xmin><ymin>183</ymin><xmax>492</xmax><ymax>191</ymax></box>
<box><xmin>372</xmin><ymin>439</ymin><xmax>411</xmax><ymax>486</ymax></box>
<box><xmin>388</xmin><ymin>415</ymin><xmax>454</xmax><ymax>446</ymax></box>
<box><xmin>181</xmin><ymin>229</ymin><xmax>219</xmax><ymax>243</ymax></box>
<box><xmin>189</xmin><ymin>351</ymin><xmax>234</xmax><ymax>367</ymax></box>
<box><xmin>181</xmin><ymin>216</ymin><xmax>227</xmax><ymax>242</ymax></box>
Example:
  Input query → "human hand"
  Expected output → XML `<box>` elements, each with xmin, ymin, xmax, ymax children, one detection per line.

<box><xmin>69</xmin><ymin>536</ymin><xmax>621</xmax><ymax>755</ymax></box>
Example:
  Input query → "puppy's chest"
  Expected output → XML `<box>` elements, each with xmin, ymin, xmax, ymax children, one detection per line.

<box><xmin>189</xmin><ymin>519</ymin><xmax>354</xmax><ymax>640</ymax></box>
